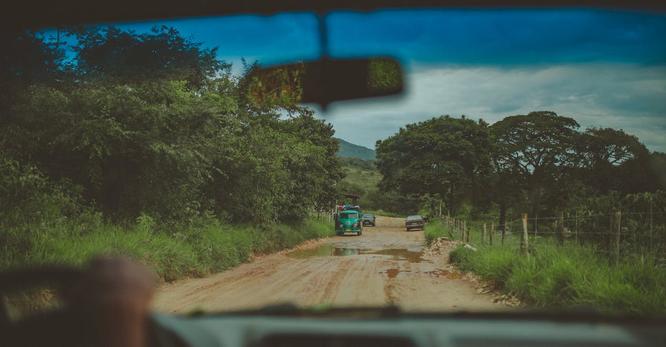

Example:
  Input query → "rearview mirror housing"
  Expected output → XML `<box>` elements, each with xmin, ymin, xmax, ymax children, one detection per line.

<box><xmin>246</xmin><ymin>57</ymin><xmax>404</xmax><ymax>108</ymax></box>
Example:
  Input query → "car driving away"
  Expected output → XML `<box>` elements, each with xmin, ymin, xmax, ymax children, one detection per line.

<box><xmin>362</xmin><ymin>213</ymin><xmax>376</xmax><ymax>226</ymax></box>
<box><xmin>405</xmin><ymin>215</ymin><xmax>426</xmax><ymax>231</ymax></box>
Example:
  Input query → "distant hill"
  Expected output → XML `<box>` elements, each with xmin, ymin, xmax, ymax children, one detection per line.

<box><xmin>335</xmin><ymin>138</ymin><xmax>376</xmax><ymax>160</ymax></box>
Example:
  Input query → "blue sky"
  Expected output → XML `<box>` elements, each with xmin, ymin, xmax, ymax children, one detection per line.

<box><xmin>47</xmin><ymin>9</ymin><xmax>666</xmax><ymax>151</ymax></box>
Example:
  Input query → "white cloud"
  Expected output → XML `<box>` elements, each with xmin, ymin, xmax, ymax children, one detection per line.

<box><xmin>322</xmin><ymin>64</ymin><xmax>666</xmax><ymax>152</ymax></box>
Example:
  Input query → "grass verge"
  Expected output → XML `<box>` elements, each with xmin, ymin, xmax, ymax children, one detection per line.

<box><xmin>424</xmin><ymin>219</ymin><xmax>452</xmax><ymax>245</ymax></box>
<box><xmin>1</xmin><ymin>216</ymin><xmax>333</xmax><ymax>282</ymax></box>
<box><xmin>448</xmin><ymin>240</ymin><xmax>666</xmax><ymax>315</ymax></box>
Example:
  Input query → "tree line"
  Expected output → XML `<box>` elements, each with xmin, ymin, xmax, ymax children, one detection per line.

<box><xmin>376</xmin><ymin>112</ymin><xmax>666</xmax><ymax>234</ymax></box>
<box><xmin>0</xmin><ymin>26</ymin><xmax>343</xmax><ymax>231</ymax></box>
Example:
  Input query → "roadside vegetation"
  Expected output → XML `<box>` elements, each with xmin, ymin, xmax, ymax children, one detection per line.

<box><xmin>383</xmin><ymin>115</ymin><xmax>666</xmax><ymax>314</ymax></box>
<box><xmin>1</xmin><ymin>211</ymin><xmax>331</xmax><ymax>281</ymax></box>
<box><xmin>425</xmin><ymin>220</ymin><xmax>666</xmax><ymax>314</ymax></box>
<box><xmin>450</xmin><ymin>241</ymin><xmax>666</xmax><ymax>315</ymax></box>
<box><xmin>0</xmin><ymin>27</ymin><xmax>341</xmax><ymax>280</ymax></box>
<box><xmin>424</xmin><ymin>220</ymin><xmax>450</xmax><ymax>245</ymax></box>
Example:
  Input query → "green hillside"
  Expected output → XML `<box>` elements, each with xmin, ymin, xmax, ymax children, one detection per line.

<box><xmin>335</xmin><ymin>138</ymin><xmax>376</xmax><ymax>160</ymax></box>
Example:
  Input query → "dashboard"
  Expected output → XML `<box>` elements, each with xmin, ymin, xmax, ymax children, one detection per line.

<box><xmin>153</xmin><ymin>313</ymin><xmax>665</xmax><ymax>347</ymax></box>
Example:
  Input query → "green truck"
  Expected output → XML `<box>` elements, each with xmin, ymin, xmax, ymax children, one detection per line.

<box><xmin>335</xmin><ymin>206</ymin><xmax>363</xmax><ymax>236</ymax></box>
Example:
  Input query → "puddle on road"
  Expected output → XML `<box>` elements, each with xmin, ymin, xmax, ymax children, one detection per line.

<box><xmin>366</xmin><ymin>248</ymin><xmax>424</xmax><ymax>263</ymax></box>
<box><xmin>385</xmin><ymin>268</ymin><xmax>401</xmax><ymax>279</ymax></box>
<box><xmin>288</xmin><ymin>244</ymin><xmax>424</xmax><ymax>263</ymax></box>
<box><xmin>288</xmin><ymin>244</ymin><xmax>362</xmax><ymax>258</ymax></box>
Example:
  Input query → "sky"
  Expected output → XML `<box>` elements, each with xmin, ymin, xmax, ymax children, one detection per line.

<box><xmin>56</xmin><ymin>9</ymin><xmax>666</xmax><ymax>151</ymax></box>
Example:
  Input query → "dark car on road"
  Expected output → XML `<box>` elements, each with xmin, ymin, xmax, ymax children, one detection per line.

<box><xmin>405</xmin><ymin>215</ymin><xmax>425</xmax><ymax>231</ymax></box>
<box><xmin>361</xmin><ymin>213</ymin><xmax>376</xmax><ymax>226</ymax></box>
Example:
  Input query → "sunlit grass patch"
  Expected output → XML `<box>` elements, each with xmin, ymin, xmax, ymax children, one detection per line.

<box><xmin>449</xmin><ymin>241</ymin><xmax>666</xmax><ymax>315</ymax></box>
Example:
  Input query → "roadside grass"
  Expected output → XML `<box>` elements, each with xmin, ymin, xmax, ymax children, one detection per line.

<box><xmin>450</xmin><ymin>242</ymin><xmax>666</xmax><ymax>315</ymax></box>
<box><xmin>1</xmin><ymin>216</ymin><xmax>333</xmax><ymax>282</ymax></box>
<box><xmin>427</xmin><ymin>220</ymin><xmax>666</xmax><ymax>315</ymax></box>
<box><xmin>424</xmin><ymin>219</ymin><xmax>451</xmax><ymax>244</ymax></box>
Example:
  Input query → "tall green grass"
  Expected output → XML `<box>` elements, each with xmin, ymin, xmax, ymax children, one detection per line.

<box><xmin>424</xmin><ymin>219</ymin><xmax>452</xmax><ymax>245</ymax></box>
<box><xmin>449</xmin><ymin>240</ymin><xmax>666</xmax><ymax>315</ymax></box>
<box><xmin>1</xmin><ymin>215</ymin><xmax>333</xmax><ymax>282</ymax></box>
<box><xmin>424</xmin><ymin>218</ymin><xmax>666</xmax><ymax>314</ymax></box>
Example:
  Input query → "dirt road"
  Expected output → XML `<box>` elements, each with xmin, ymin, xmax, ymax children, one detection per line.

<box><xmin>154</xmin><ymin>216</ymin><xmax>507</xmax><ymax>313</ymax></box>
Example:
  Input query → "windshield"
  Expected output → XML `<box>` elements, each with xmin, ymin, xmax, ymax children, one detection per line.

<box><xmin>2</xmin><ymin>8</ymin><xmax>665</xmax><ymax>318</ymax></box>
<box><xmin>340</xmin><ymin>212</ymin><xmax>359</xmax><ymax>219</ymax></box>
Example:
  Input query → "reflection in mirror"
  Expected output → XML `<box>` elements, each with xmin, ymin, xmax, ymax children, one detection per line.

<box><xmin>2</xmin><ymin>286</ymin><xmax>65</xmax><ymax>322</ymax></box>
<box><xmin>246</xmin><ymin>57</ymin><xmax>404</xmax><ymax>107</ymax></box>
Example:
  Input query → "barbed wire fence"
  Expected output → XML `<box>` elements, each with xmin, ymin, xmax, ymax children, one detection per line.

<box><xmin>438</xmin><ymin>207</ymin><xmax>666</xmax><ymax>266</ymax></box>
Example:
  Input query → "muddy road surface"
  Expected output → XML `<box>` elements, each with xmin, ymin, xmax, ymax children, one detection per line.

<box><xmin>154</xmin><ymin>216</ymin><xmax>507</xmax><ymax>313</ymax></box>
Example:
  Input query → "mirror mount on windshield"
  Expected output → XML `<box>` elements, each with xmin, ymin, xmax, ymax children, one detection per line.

<box><xmin>246</xmin><ymin>57</ymin><xmax>404</xmax><ymax>108</ymax></box>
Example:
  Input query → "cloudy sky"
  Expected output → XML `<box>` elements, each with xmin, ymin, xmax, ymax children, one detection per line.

<box><xmin>113</xmin><ymin>9</ymin><xmax>666</xmax><ymax>151</ymax></box>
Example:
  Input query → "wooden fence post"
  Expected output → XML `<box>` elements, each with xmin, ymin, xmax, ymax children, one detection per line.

<box><xmin>574</xmin><ymin>210</ymin><xmax>578</xmax><ymax>244</ymax></box>
<box><xmin>613</xmin><ymin>210</ymin><xmax>622</xmax><ymax>265</ymax></box>
<box><xmin>521</xmin><ymin>213</ymin><xmax>529</xmax><ymax>258</ymax></box>
<box><xmin>609</xmin><ymin>211</ymin><xmax>613</xmax><ymax>252</ymax></box>
<box><xmin>490</xmin><ymin>222</ymin><xmax>494</xmax><ymax>246</ymax></box>
<box><xmin>465</xmin><ymin>221</ymin><xmax>469</xmax><ymax>243</ymax></box>
<box><xmin>649</xmin><ymin>197</ymin><xmax>654</xmax><ymax>253</ymax></box>
<box><xmin>483</xmin><ymin>223</ymin><xmax>487</xmax><ymax>245</ymax></box>
<box><xmin>558</xmin><ymin>212</ymin><xmax>565</xmax><ymax>245</ymax></box>
<box><xmin>501</xmin><ymin>220</ymin><xmax>505</xmax><ymax>246</ymax></box>
<box><xmin>459</xmin><ymin>219</ymin><xmax>462</xmax><ymax>241</ymax></box>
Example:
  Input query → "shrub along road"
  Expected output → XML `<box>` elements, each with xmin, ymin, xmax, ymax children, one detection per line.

<box><xmin>153</xmin><ymin>217</ymin><xmax>508</xmax><ymax>313</ymax></box>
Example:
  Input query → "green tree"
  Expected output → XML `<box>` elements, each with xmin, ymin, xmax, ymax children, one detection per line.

<box><xmin>73</xmin><ymin>26</ymin><xmax>225</xmax><ymax>87</ymax></box>
<box><xmin>376</xmin><ymin>116</ymin><xmax>492</xmax><ymax>215</ymax></box>
<box><xmin>649</xmin><ymin>152</ymin><xmax>666</xmax><ymax>190</ymax></box>
<box><xmin>490</xmin><ymin>111</ymin><xmax>580</xmax><ymax>227</ymax></box>
<box><xmin>578</xmin><ymin>128</ymin><xmax>655</xmax><ymax>194</ymax></box>
<box><xmin>281</xmin><ymin>109</ymin><xmax>344</xmax><ymax>213</ymax></box>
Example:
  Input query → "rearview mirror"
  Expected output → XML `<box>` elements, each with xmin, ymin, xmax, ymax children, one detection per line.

<box><xmin>246</xmin><ymin>57</ymin><xmax>404</xmax><ymax>108</ymax></box>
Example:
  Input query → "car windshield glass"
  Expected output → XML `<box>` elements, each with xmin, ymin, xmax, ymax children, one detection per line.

<box><xmin>341</xmin><ymin>212</ymin><xmax>359</xmax><ymax>219</ymax></box>
<box><xmin>2</xmin><ymin>8</ymin><xmax>665</xmax><ymax>318</ymax></box>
